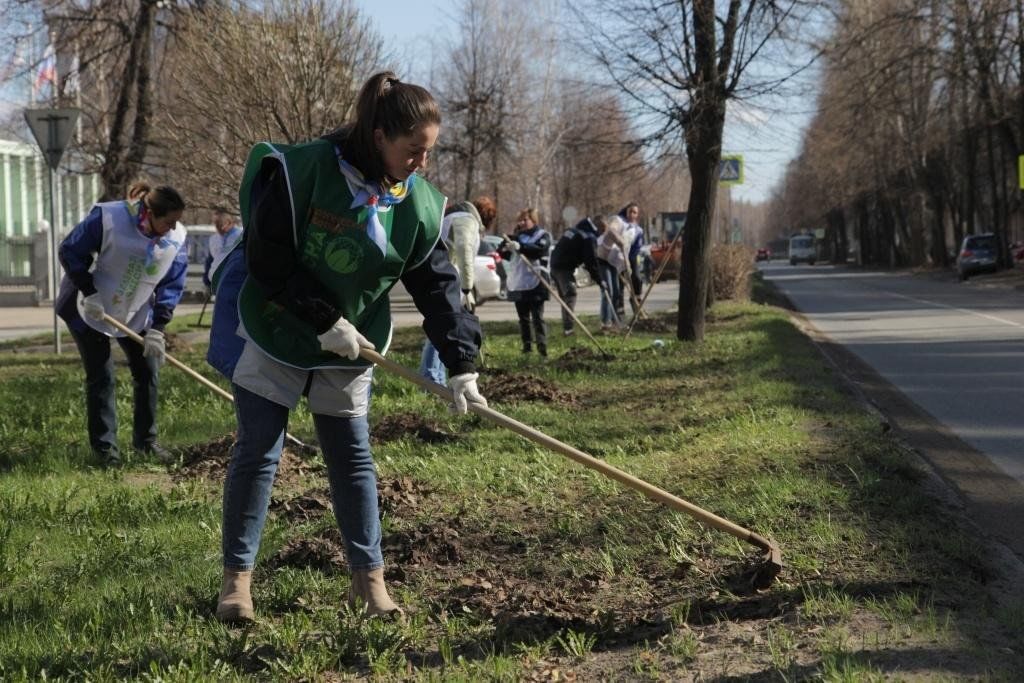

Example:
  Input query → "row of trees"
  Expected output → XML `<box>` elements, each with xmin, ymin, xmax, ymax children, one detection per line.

<box><xmin>4</xmin><ymin>0</ymin><xmax>808</xmax><ymax>342</ymax></box>
<box><xmin>3</xmin><ymin>0</ymin><xmax>671</xmax><ymax>232</ymax></box>
<box><xmin>770</xmin><ymin>0</ymin><xmax>1024</xmax><ymax>269</ymax></box>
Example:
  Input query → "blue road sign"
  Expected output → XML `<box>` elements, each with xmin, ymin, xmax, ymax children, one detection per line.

<box><xmin>719</xmin><ymin>155</ymin><xmax>743</xmax><ymax>185</ymax></box>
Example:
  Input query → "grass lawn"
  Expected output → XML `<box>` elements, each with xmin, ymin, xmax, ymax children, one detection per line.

<box><xmin>1</xmin><ymin>298</ymin><xmax>1021</xmax><ymax>680</ymax></box>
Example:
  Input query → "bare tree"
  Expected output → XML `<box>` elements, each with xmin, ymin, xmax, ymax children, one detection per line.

<box><xmin>573</xmin><ymin>0</ymin><xmax>812</xmax><ymax>342</ymax></box>
<box><xmin>434</xmin><ymin>0</ymin><xmax>527</xmax><ymax>203</ymax></box>
<box><xmin>0</xmin><ymin>1</ymin><xmax>205</xmax><ymax>199</ymax></box>
<box><xmin>160</xmin><ymin>0</ymin><xmax>386</xmax><ymax>212</ymax></box>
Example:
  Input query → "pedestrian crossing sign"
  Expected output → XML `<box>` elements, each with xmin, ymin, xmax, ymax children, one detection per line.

<box><xmin>719</xmin><ymin>155</ymin><xmax>743</xmax><ymax>185</ymax></box>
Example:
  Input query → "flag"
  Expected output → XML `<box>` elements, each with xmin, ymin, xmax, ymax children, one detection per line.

<box><xmin>35</xmin><ymin>43</ymin><xmax>56</xmax><ymax>96</ymax></box>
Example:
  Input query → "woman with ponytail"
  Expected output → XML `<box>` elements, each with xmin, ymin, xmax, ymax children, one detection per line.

<box><xmin>210</xmin><ymin>72</ymin><xmax>486</xmax><ymax>622</ymax></box>
<box><xmin>56</xmin><ymin>183</ymin><xmax>188</xmax><ymax>466</ymax></box>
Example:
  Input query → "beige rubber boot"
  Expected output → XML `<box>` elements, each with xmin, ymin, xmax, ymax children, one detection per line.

<box><xmin>216</xmin><ymin>569</ymin><xmax>255</xmax><ymax>623</ymax></box>
<box><xmin>348</xmin><ymin>567</ymin><xmax>403</xmax><ymax>618</ymax></box>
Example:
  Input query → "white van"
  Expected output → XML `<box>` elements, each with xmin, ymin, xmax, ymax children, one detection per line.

<box><xmin>789</xmin><ymin>235</ymin><xmax>816</xmax><ymax>265</ymax></box>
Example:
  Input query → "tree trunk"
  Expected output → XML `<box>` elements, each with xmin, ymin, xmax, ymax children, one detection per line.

<box><xmin>678</xmin><ymin>101</ymin><xmax>725</xmax><ymax>341</ymax></box>
<box><xmin>125</xmin><ymin>0</ymin><xmax>156</xmax><ymax>185</ymax></box>
<box><xmin>98</xmin><ymin>1</ymin><xmax>157</xmax><ymax>200</ymax></box>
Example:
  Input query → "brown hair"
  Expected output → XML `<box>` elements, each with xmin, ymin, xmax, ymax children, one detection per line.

<box><xmin>517</xmin><ymin>208</ymin><xmax>540</xmax><ymax>225</ymax></box>
<box><xmin>144</xmin><ymin>186</ymin><xmax>186</xmax><ymax>218</ymax></box>
<box><xmin>324</xmin><ymin>71</ymin><xmax>441</xmax><ymax>183</ymax></box>
<box><xmin>127</xmin><ymin>179</ymin><xmax>151</xmax><ymax>201</ymax></box>
<box><xmin>473</xmin><ymin>196</ymin><xmax>497</xmax><ymax>229</ymax></box>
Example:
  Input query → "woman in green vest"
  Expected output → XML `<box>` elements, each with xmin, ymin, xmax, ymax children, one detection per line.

<box><xmin>213</xmin><ymin>72</ymin><xmax>486</xmax><ymax>622</ymax></box>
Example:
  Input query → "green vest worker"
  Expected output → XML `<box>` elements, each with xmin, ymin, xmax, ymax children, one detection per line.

<box><xmin>214</xmin><ymin>72</ymin><xmax>486</xmax><ymax>623</ymax></box>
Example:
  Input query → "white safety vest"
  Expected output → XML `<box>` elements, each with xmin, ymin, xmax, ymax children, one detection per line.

<box><xmin>78</xmin><ymin>201</ymin><xmax>187</xmax><ymax>337</ymax></box>
<box><xmin>208</xmin><ymin>225</ymin><xmax>243</xmax><ymax>277</ymax></box>
<box><xmin>506</xmin><ymin>228</ymin><xmax>549</xmax><ymax>292</ymax></box>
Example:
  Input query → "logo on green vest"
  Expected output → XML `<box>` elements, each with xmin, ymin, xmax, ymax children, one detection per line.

<box><xmin>325</xmin><ymin>235</ymin><xmax>364</xmax><ymax>274</ymax></box>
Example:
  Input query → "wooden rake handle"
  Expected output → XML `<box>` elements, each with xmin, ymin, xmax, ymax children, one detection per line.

<box><xmin>102</xmin><ymin>314</ymin><xmax>308</xmax><ymax>449</ymax></box>
<box><xmin>360</xmin><ymin>346</ymin><xmax>780</xmax><ymax>559</ymax></box>
<box><xmin>103</xmin><ymin>314</ymin><xmax>233</xmax><ymax>401</ymax></box>
<box><xmin>515</xmin><ymin>254</ymin><xmax>610</xmax><ymax>357</ymax></box>
<box><xmin>625</xmin><ymin>228</ymin><xmax>684</xmax><ymax>339</ymax></box>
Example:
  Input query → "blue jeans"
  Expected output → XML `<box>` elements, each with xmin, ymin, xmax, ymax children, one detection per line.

<box><xmin>69</xmin><ymin>324</ymin><xmax>159</xmax><ymax>457</ymax></box>
<box><xmin>222</xmin><ymin>384</ymin><xmax>383</xmax><ymax>571</ymax></box>
<box><xmin>419</xmin><ymin>340</ymin><xmax>447</xmax><ymax>386</ymax></box>
<box><xmin>598</xmin><ymin>262</ymin><xmax>621</xmax><ymax>325</ymax></box>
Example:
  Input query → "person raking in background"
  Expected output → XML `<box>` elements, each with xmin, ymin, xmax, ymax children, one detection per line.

<box><xmin>202</xmin><ymin>207</ymin><xmax>243</xmax><ymax>295</ymax></box>
<box><xmin>549</xmin><ymin>215</ymin><xmax>606</xmax><ymax>337</ymax></box>
<box><xmin>499</xmin><ymin>208</ymin><xmax>552</xmax><ymax>356</ymax></box>
<box><xmin>419</xmin><ymin>196</ymin><xmax>495</xmax><ymax>385</ymax></box>
<box><xmin>56</xmin><ymin>183</ymin><xmax>188</xmax><ymax>466</ymax></box>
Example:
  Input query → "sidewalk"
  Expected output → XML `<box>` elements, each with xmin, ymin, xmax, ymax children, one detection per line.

<box><xmin>0</xmin><ymin>303</ymin><xmax>208</xmax><ymax>342</ymax></box>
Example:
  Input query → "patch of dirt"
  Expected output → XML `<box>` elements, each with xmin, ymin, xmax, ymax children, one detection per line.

<box><xmin>269</xmin><ymin>489</ymin><xmax>332</xmax><ymax>523</ymax></box>
<box><xmin>481</xmin><ymin>368</ymin><xmax>578</xmax><ymax>406</ymax></box>
<box><xmin>551</xmin><ymin>347</ymin><xmax>607</xmax><ymax>372</ymax></box>
<box><xmin>163</xmin><ymin>331</ymin><xmax>192</xmax><ymax>353</ymax></box>
<box><xmin>269</xmin><ymin>476</ymin><xmax>432</xmax><ymax>525</ymax></box>
<box><xmin>378</xmin><ymin>475</ymin><xmax>431</xmax><ymax>518</ymax></box>
<box><xmin>372</xmin><ymin>413</ymin><xmax>456</xmax><ymax>444</ymax></box>
<box><xmin>267</xmin><ymin>530</ymin><xmax>347</xmax><ymax>573</ymax></box>
<box><xmin>171</xmin><ymin>434</ymin><xmax>324</xmax><ymax>485</ymax></box>
<box><xmin>629</xmin><ymin>317</ymin><xmax>672</xmax><ymax>332</ymax></box>
<box><xmin>382</xmin><ymin>523</ymin><xmax>465</xmax><ymax>569</ymax></box>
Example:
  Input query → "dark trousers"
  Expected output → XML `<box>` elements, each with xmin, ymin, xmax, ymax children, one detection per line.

<box><xmin>550</xmin><ymin>268</ymin><xmax>577</xmax><ymax>332</ymax></box>
<box><xmin>70</xmin><ymin>324</ymin><xmax>160</xmax><ymax>456</ymax></box>
<box><xmin>514</xmin><ymin>299</ymin><xmax>547</xmax><ymax>352</ymax></box>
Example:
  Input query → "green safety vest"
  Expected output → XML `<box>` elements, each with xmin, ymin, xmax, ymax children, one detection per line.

<box><xmin>237</xmin><ymin>139</ymin><xmax>445</xmax><ymax>369</ymax></box>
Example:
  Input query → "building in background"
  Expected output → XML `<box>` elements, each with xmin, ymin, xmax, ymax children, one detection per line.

<box><xmin>0</xmin><ymin>138</ymin><xmax>100</xmax><ymax>305</ymax></box>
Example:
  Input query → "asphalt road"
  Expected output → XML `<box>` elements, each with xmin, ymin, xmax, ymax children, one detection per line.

<box><xmin>761</xmin><ymin>261</ymin><xmax>1024</xmax><ymax>484</ymax></box>
<box><xmin>390</xmin><ymin>280</ymin><xmax>679</xmax><ymax>327</ymax></box>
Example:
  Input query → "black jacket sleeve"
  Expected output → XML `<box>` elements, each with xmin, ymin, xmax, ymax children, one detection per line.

<box><xmin>582</xmin><ymin>235</ymin><xmax>601</xmax><ymax>283</ymax></box>
<box><xmin>246</xmin><ymin>161</ymin><xmax>342</xmax><ymax>334</ymax></box>
<box><xmin>401</xmin><ymin>242</ymin><xmax>481</xmax><ymax>375</ymax></box>
<box><xmin>519</xmin><ymin>231</ymin><xmax>551</xmax><ymax>260</ymax></box>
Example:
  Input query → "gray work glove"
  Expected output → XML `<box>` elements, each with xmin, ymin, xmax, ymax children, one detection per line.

<box><xmin>143</xmin><ymin>328</ymin><xmax>166</xmax><ymax>367</ymax></box>
<box><xmin>317</xmin><ymin>316</ymin><xmax>373</xmax><ymax>360</ymax></box>
<box><xmin>449</xmin><ymin>372</ymin><xmax>487</xmax><ymax>415</ymax></box>
<box><xmin>82</xmin><ymin>293</ymin><xmax>105</xmax><ymax>321</ymax></box>
<box><xmin>461</xmin><ymin>289</ymin><xmax>476</xmax><ymax>313</ymax></box>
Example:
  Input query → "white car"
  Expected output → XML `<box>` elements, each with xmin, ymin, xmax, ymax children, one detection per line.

<box><xmin>473</xmin><ymin>254</ymin><xmax>502</xmax><ymax>304</ymax></box>
<box><xmin>789</xmin><ymin>235</ymin><xmax>816</xmax><ymax>265</ymax></box>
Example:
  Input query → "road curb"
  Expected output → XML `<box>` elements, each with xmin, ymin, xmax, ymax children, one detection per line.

<box><xmin>758</xmin><ymin>278</ymin><xmax>1024</xmax><ymax>585</ymax></box>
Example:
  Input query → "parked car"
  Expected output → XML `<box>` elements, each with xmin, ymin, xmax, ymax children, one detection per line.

<box><xmin>472</xmin><ymin>253</ymin><xmax>502</xmax><ymax>303</ymax></box>
<box><xmin>789</xmin><ymin>235</ymin><xmax>815</xmax><ymax>265</ymax></box>
<box><xmin>956</xmin><ymin>233</ymin><xmax>999</xmax><ymax>281</ymax></box>
<box><xmin>479</xmin><ymin>235</ymin><xmax>507</xmax><ymax>299</ymax></box>
<box><xmin>756</xmin><ymin>247</ymin><xmax>771</xmax><ymax>262</ymax></box>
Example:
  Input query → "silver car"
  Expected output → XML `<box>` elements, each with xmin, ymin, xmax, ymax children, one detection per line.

<box><xmin>956</xmin><ymin>233</ymin><xmax>999</xmax><ymax>281</ymax></box>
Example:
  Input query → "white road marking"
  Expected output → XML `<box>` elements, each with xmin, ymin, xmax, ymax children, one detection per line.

<box><xmin>885</xmin><ymin>291</ymin><xmax>1024</xmax><ymax>330</ymax></box>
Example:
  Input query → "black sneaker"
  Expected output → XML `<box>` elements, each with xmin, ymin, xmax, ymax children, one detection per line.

<box><xmin>96</xmin><ymin>449</ymin><xmax>122</xmax><ymax>468</ymax></box>
<box><xmin>537</xmin><ymin>344</ymin><xmax>547</xmax><ymax>358</ymax></box>
<box><xmin>135</xmin><ymin>442</ymin><xmax>174</xmax><ymax>464</ymax></box>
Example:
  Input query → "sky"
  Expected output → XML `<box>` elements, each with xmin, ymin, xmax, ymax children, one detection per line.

<box><xmin>0</xmin><ymin>0</ymin><xmax>815</xmax><ymax>204</ymax></box>
<box><xmin>352</xmin><ymin>0</ymin><xmax>816</xmax><ymax>205</ymax></box>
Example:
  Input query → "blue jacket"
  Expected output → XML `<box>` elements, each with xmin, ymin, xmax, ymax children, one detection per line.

<box><xmin>205</xmin><ymin>244</ymin><xmax>247</xmax><ymax>379</ymax></box>
<box><xmin>56</xmin><ymin>205</ymin><xmax>189</xmax><ymax>334</ymax></box>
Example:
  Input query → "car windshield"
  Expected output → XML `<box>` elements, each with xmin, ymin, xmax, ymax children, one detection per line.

<box><xmin>966</xmin><ymin>236</ymin><xmax>997</xmax><ymax>250</ymax></box>
<box><xmin>791</xmin><ymin>237</ymin><xmax>812</xmax><ymax>248</ymax></box>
